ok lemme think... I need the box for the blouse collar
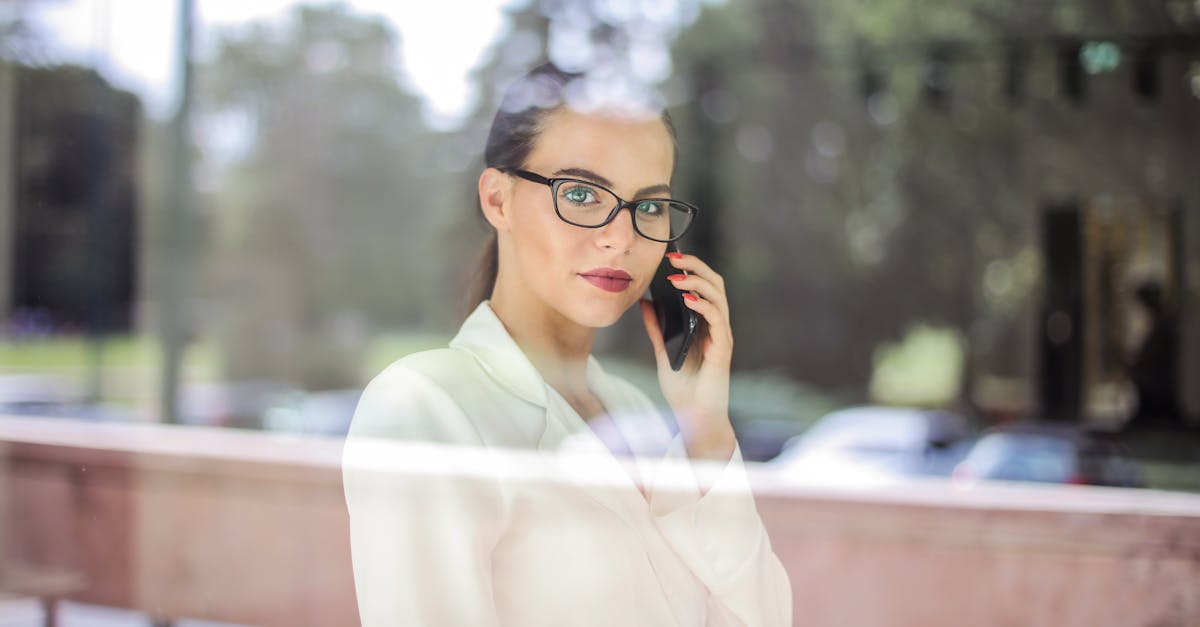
[448,300,610,411]
[449,301,666,520]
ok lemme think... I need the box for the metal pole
[0,57,15,327]
[85,0,113,406]
[161,0,194,425]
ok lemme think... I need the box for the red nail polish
[667,274,686,281]
[683,292,699,301]
[665,252,684,259]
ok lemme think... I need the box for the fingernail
[667,274,686,281]
[683,293,699,301]
[665,252,684,259]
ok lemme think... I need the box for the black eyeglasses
[502,168,697,243]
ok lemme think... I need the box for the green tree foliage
[196,5,449,388]
[666,0,1199,397]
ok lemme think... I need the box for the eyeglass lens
[554,180,692,241]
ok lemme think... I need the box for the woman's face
[498,108,674,329]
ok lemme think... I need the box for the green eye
[636,201,664,217]
[563,186,596,204]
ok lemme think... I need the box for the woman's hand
[639,252,737,461]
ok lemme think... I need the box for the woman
[342,64,791,626]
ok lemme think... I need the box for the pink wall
[3,417,1199,627]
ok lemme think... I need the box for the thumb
[639,299,669,366]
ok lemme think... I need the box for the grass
[0,331,453,385]
[0,335,151,370]
[0,335,219,406]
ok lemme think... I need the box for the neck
[488,281,594,396]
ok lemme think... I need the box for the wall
[3,417,1199,626]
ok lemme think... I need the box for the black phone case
[649,247,699,371]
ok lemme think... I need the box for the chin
[568,294,635,329]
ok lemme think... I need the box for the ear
[478,168,513,231]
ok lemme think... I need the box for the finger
[666,253,726,295]
[681,293,733,358]
[665,273,730,321]
[666,253,728,319]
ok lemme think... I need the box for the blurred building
[1019,43,1199,427]
[0,62,140,335]
[659,3,1200,426]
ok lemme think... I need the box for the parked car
[0,374,77,417]
[262,389,362,436]
[731,418,809,462]
[951,423,1143,488]
[770,406,973,482]
[180,381,299,429]
[0,374,134,422]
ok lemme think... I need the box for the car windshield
[968,433,1077,482]
[802,410,928,454]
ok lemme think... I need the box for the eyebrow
[551,167,672,198]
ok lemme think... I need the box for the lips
[579,267,633,293]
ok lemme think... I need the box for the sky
[23,0,519,127]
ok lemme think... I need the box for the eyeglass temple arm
[501,168,551,186]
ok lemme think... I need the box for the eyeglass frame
[500,168,699,243]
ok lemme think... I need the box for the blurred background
[2,0,1197,477]
[1,0,1199,625]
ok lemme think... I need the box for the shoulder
[346,348,487,444]
[374,345,494,392]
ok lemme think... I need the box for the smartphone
[648,243,699,371]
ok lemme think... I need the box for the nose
[595,205,638,253]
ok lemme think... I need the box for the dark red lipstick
[579,267,633,293]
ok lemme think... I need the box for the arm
[638,252,792,626]
[644,435,792,627]
[342,364,506,626]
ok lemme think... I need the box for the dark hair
[466,63,679,313]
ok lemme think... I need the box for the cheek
[633,242,668,288]
[511,204,583,267]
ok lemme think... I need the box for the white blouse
[342,301,792,626]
